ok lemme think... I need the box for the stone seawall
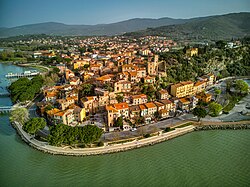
[194,124,250,131]
[11,121,195,156]
[12,120,250,157]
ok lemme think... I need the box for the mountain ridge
[0,12,249,39]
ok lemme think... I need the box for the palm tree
[9,107,29,125]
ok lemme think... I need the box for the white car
[130,128,137,132]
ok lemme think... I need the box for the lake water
[0,63,250,187]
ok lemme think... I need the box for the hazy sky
[0,0,249,27]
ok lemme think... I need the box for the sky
[0,0,249,27]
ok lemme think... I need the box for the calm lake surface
[0,63,250,187]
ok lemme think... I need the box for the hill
[125,12,250,41]
[0,18,187,37]
[0,12,249,39]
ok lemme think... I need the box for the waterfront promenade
[12,120,250,156]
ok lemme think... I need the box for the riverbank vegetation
[159,44,250,83]
[23,117,46,135]
[9,75,44,103]
[47,124,103,147]
[9,107,29,125]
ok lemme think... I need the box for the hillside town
[28,36,219,132]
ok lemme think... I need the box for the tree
[235,80,249,94]
[83,64,90,69]
[154,111,160,120]
[114,116,123,128]
[47,124,103,146]
[81,125,103,145]
[23,117,46,135]
[9,107,29,125]
[214,88,221,101]
[193,107,207,122]
[51,67,60,74]
[80,84,95,96]
[209,102,223,116]
[116,95,124,103]
[9,75,43,103]
[135,116,145,126]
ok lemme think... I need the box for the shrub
[97,141,104,147]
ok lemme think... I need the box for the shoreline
[11,120,250,156]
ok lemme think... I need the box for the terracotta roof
[159,99,172,105]
[129,71,137,76]
[154,101,164,107]
[159,109,168,114]
[158,89,169,94]
[106,105,119,112]
[86,96,97,101]
[131,94,147,99]
[145,102,157,109]
[194,80,206,87]
[96,74,112,81]
[46,92,58,97]
[47,108,60,116]
[181,81,194,85]
[113,102,129,110]
[129,105,140,112]
[139,104,147,110]
[179,98,190,104]
[54,111,66,117]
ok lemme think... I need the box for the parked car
[130,128,137,132]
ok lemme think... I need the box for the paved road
[102,113,195,141]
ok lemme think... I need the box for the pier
[0,106,36,113]
[5,70,40,79]
[0,92,10,96]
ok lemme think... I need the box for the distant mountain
[0,18,188,37]
[125,12,250,40]
[0,12,249,39]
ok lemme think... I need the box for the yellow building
[186,48,198,57]
[106,102,129,127]
[170,81,194,98]
[193,80,207,94]
[73,60,89,69]
[114,80,131,93]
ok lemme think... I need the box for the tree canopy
[9,75,44,103]
[114,116,123,128]
[47,124,103,146]
[23,117,46,135]
[80,83,95,97]
[235,80,249,94]
[209,102,223,116]
[9,107,29,125]
[193,107,207,121]
[116,95,124,103]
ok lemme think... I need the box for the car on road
[130,128,137,132]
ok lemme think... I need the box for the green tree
[80,84,95,96]
[9,107,29,125]
[214,88,221,101]
[23,117,46,135]
[83,64,90,69]
[193,107,207,122]
[47,124,103,146]
[116,95,124,103]
[114,116,123,128]
[8,75,43,103]
[154,111,160,120]
[209,102,223,116]
[81,125,103,145]
[235,80,249,94]
[52,67,60,74]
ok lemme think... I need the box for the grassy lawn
[175,122,193,128]
[223,95,243,113]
